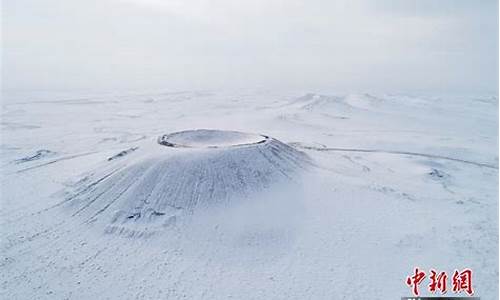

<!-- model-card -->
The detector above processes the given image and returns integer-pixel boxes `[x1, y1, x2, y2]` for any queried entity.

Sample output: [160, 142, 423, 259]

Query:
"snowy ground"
[1, 90, 498, 299]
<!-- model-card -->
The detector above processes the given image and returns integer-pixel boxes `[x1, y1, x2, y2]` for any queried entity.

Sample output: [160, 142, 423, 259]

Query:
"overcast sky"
[2, 0, 498, 94]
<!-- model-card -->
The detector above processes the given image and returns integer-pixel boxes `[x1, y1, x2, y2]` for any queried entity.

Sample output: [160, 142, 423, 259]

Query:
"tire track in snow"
[291, 143, 498, 169]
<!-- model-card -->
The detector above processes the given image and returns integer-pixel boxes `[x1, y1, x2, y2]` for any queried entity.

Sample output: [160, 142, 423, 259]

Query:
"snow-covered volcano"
[63, 129, 311, 236]
[2, 92, 497, 299]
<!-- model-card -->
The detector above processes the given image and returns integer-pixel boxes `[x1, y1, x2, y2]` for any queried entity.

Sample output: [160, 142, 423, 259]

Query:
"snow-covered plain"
[1, 90, 498, 299]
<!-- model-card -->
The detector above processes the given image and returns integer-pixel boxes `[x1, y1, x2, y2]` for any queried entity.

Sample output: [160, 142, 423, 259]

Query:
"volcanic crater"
[64, 129, 311, 237]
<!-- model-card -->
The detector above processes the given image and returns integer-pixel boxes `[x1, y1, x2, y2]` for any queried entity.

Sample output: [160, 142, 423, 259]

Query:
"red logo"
[405, 268, 474, 296]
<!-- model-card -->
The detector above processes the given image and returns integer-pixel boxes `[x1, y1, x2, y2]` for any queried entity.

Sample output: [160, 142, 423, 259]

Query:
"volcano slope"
[61, 129, 311, 237]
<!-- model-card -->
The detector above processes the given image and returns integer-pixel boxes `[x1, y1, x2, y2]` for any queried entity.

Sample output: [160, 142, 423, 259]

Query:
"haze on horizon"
[2, 0, 498, 95]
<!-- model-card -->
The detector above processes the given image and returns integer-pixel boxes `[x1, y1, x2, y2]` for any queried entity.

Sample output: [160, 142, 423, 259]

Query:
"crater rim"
[158, 129, 269, 149]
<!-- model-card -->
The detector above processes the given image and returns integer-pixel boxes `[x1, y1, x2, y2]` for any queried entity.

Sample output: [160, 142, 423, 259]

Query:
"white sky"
[2, 0, 498, 94]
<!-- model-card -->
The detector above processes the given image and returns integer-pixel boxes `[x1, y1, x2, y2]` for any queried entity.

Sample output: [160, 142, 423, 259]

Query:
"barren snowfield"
[1, 90, 498, 299]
